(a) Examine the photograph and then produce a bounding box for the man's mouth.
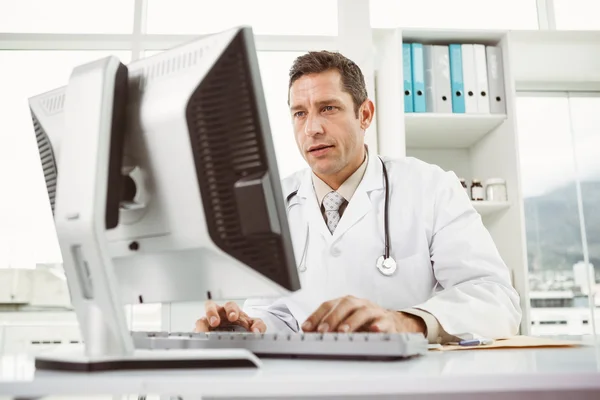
[308,144,333,153]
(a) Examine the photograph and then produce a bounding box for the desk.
[1,345,599,399]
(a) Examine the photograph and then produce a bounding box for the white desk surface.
[1,345,600,399]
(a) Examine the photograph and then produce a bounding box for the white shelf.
[405,113,507,149]
[471,201,510,216]
[375,28,530,333]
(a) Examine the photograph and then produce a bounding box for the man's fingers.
[338,306,380,333]
[301,299,338,332]
[215,308,252,331]
[199,301,257,331]
[194,317,211,332]
[249,318,267,333]
[204,300,222,328]
[369,315,395,333]
[228,311,251,331]
[223,301,242,322]
[320,298,360,332]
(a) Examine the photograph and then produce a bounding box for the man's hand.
[194,300,266,333]
[301,295,426,334]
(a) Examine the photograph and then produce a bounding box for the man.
[195,51,522,343]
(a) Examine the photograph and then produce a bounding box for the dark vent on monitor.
[31,111,58,215]
[146,49,204,80]
[40,93,65,115]
[135,48,207,90]
[185,32,290,288]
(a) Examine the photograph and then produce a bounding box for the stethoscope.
[285,156,397,277]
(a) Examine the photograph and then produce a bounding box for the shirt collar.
[311,149,369,206]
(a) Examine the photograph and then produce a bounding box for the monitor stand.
[34,300,261,372]
[35,55,260,372]
[35,347,261,372]
[34,296,261,372]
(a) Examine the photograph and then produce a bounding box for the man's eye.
[323,106,335,112]
[294,111,306,117]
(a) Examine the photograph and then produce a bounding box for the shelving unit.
[404,113,507,148]
[373,28,530,333]
[472,201,511,217]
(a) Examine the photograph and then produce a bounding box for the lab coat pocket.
[373,253,432,310]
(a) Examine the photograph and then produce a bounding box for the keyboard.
[131,331,429,361]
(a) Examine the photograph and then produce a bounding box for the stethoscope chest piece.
[298,262,307,273]
[376,255,397,276]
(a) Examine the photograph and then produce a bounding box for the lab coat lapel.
[332,153,385,240]
[296,169,331,240]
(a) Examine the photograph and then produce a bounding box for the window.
[554,0,600,30]
[0,0,135,33]
[0,51,132,266]
[146,0,338,35]
[256,52,307,179]
[370,0,539,30]
[0,48,303,267]
[569,96,600,302]
[516,93,600,336]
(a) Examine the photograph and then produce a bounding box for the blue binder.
[449,44,465,113]
[410,43,426,113]
[403,43,413,113]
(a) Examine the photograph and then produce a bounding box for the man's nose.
[304,114,324,137]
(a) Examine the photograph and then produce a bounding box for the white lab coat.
[244,153,522,340]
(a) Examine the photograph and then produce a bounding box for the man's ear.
[359,99,375,130]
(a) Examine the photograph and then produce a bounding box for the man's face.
[289,69,372,179]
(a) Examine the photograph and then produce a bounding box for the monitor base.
[35,345,261,372]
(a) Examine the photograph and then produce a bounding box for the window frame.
[516,90,600,336]
[0,0,341,271]
[0,1,565,54]
[0,0,338,57]
[369,0,542,31]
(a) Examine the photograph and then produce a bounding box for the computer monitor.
[28,26,300,371]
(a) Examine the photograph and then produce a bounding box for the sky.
[516,95,600,199]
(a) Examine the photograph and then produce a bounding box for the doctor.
[195,51,522,343]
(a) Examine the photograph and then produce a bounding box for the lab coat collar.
[295,147,386,242]
[295,146,384,200]
[296,167,314,200]
[330,148,385,240]
[355,146,385,193]
[296,168,331,239]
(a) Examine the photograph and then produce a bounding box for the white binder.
[461,44,478,113]
[433,45,452,113]
[424,45,435,112]
[424,45,452,113]
[474,44,490,113]
[486,45,507,114]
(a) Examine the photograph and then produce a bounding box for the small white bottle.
[485,178,507,201]
[459,178,468,195]
[471,179,484,201]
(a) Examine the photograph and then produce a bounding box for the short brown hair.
[288,51,368,116]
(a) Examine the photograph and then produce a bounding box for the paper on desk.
[431,336,583,351]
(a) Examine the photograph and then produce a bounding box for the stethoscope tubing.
[380,157,391,260]
[286,157,393,275]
